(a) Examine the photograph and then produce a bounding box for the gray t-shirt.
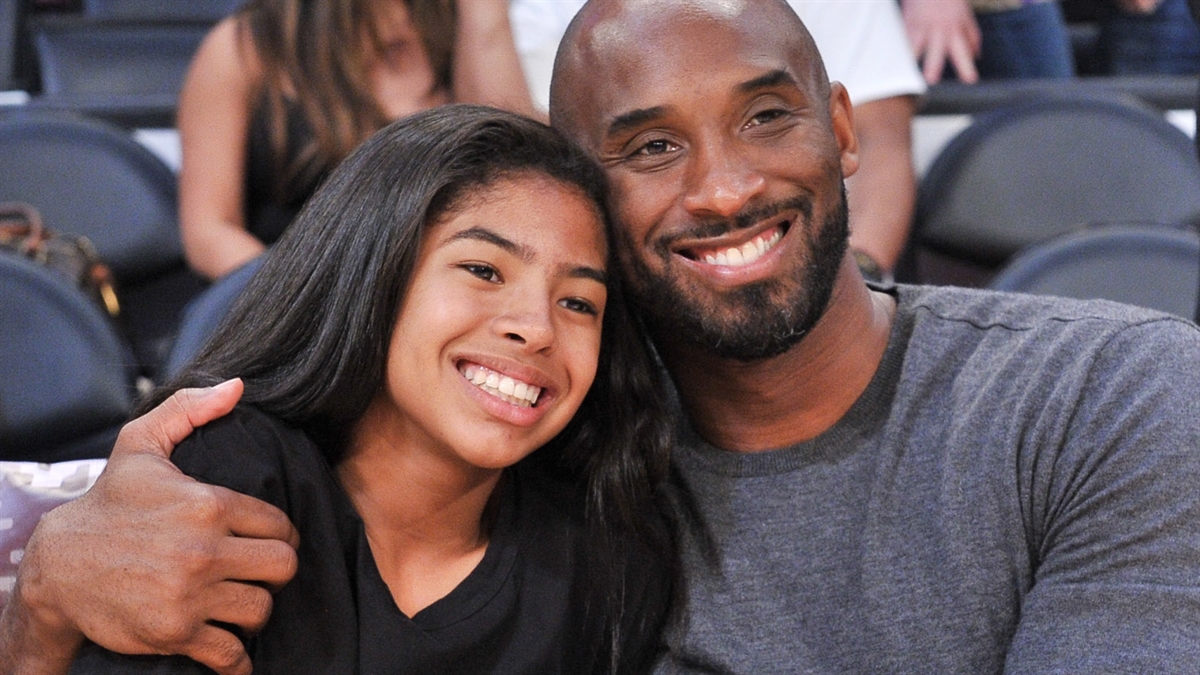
[656,284,1200,674]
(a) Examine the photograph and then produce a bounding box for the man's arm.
[1005,318,1200,671]
[0,380,299,675]
[844,94,918,275]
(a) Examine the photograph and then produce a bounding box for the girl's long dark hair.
[146,104,673,671]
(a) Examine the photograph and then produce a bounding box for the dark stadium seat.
[0,254,132,461]
[31,18,207,100]
[163,255,266,379]
[81,0,240,22]
[0,110,204,379]
[0,0,20,91]
[907,92,1200,287]
[989,223,1200,319]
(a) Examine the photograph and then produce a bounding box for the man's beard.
[620,187,849,362]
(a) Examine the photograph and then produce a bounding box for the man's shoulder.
[895,283,1198,338]
[888,284,1200,406]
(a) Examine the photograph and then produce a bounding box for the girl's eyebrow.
[445,226,607,284]
[446,226,531,261]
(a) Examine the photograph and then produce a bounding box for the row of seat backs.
[907,89,1200,320]
[907,91,1200,287]
[0,250,261,463]
[0,109,205,379]
[1,0,239,113]
[0,0,18,91]
[32,19,209,101]
[79,0,242,22]
[0,253,131,461]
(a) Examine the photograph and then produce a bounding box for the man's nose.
[681,140,767,218]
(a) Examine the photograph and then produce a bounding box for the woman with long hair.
[177,0,536,280]
[71,105,673,674]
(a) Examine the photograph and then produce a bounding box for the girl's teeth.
[460,364,541,407]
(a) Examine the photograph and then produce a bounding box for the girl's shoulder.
[170,404,328,508]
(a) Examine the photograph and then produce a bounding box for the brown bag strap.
[0,202,48,255]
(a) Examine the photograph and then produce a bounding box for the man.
[512,0,924,276]
[6,1,1200,673]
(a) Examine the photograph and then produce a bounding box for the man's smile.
[685,225,786,267]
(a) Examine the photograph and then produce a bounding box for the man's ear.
[829,81,859,179]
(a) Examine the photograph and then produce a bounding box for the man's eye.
[460,263,500,283]
[748,109,788,127]
[559,297,598,316]
[633,139,677,157]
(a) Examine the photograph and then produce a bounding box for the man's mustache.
[657,195,815,249]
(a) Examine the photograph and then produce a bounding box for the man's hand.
[902,0,982,84]
[1,380,300,675]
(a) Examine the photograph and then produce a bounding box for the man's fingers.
[114,379,245,460]
[204,581,276,636]
[215,536,299,592]
[210,486,300,591]
[215,485,301,550]
[178,624,253,675]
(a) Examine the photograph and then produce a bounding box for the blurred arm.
[844,95,918,274]
[178,18,266,281]
[452,0,539,119]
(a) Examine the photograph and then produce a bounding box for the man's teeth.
[461,364,541,407]
[701,229,783,267]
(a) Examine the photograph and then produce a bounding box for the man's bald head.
[549,0,830,143]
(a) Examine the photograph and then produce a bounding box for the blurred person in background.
[513,0,924,277]
[1097,0,1200,75]
[178,0,536,280]
[902,0,1074,83]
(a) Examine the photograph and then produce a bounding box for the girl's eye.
[460,263,501,283]
[559,297,598,316]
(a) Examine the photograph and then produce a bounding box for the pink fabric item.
[0,460,105,607]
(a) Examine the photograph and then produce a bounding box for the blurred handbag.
[0,201,120,320]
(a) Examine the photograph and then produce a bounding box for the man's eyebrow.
[736,69,798,94]
[605,105,667,138]
[446,226,533,263]
[604,71,797,138]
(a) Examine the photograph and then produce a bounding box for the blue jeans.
[1100,0,1200,75]
[975,2,1075,79]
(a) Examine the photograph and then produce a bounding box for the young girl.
[178,0,537,279]
[70,105,673,674]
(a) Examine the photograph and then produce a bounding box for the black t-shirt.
[71,406,670,674]
[243,94,330,247]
